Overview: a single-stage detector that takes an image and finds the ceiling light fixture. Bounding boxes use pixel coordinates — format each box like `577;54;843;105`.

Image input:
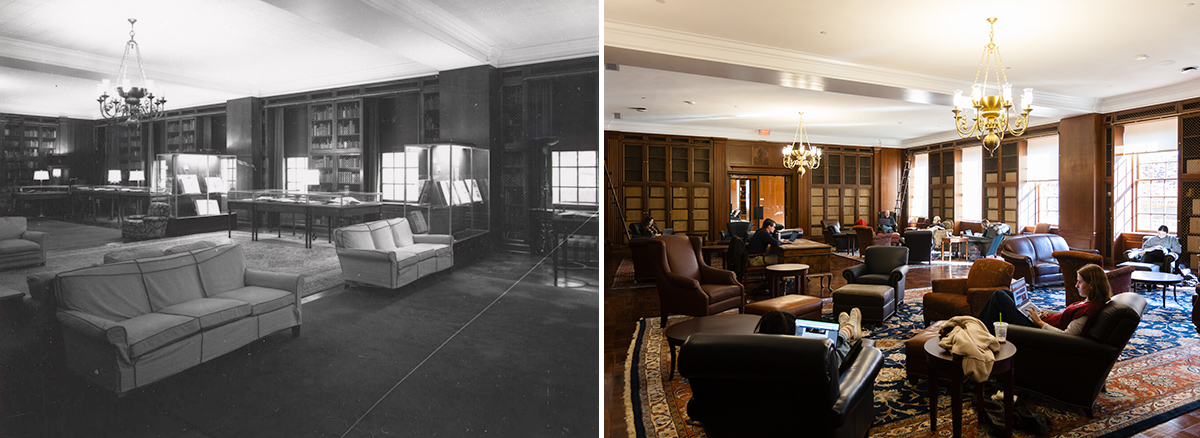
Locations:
781;112;822;176
952;17;1033;156
97;18;166;124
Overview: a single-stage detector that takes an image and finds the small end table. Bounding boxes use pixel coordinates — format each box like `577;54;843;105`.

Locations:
765;263;809;297
1131;271;1184;306
926;338;1017;438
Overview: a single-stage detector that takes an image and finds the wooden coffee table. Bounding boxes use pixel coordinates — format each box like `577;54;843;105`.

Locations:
1131;271;1184;306
663;313;761;380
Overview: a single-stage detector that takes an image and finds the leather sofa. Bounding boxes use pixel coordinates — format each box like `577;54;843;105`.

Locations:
333;217;454;289
1006;292;1147;417
680;333;884;438
51;243;303;395
997;233;1078;287
0;216;47;270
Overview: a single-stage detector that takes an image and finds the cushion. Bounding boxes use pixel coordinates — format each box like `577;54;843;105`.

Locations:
386;249;422;268
700;283;742;303
158;298;250;329
389;218;415;247
337;225;376;250
193;244;248;296
136;253;207;311
164;240;220;255
214;286;293;315
407;211;430;234
113;312;200;358
0;239;40;255
854;273;891;285
393;243;448;260
57;262;151;321
104;247;167;264
0;217;27;241
369;221;398;250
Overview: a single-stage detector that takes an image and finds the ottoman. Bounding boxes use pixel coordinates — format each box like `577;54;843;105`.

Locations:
1117;261;1159;272
904;320;947;384
832;284;895;323
745;294;823;321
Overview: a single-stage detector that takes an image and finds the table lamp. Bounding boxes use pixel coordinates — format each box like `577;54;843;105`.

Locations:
107;169;122;185
52;168;62;178
129;170;145;187
34;170;49;185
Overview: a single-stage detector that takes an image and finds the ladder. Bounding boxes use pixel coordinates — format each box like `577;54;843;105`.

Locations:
604;162;631;241
894;156;911;214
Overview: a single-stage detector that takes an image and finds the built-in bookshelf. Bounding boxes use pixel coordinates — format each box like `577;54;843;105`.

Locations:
1;115;59;186
308;99;363;191
165;117;197;152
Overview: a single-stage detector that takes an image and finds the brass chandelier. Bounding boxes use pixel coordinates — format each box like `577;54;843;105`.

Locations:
781;112;822;175
97;18;166;124
952;17;1032;156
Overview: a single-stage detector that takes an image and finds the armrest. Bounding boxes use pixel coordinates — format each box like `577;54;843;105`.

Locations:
335;248;396;263
22;230;47;246
26;272;56;304
843;264;868;283
1068;247;1100;254
889;265;910;284
966;287;1010;315
413;234;454;245
1005;325;1116;358
57;309;126;345
998;250;1033;266
931;277;969;295
245;269;304;296
699;265;739;286
832;345;884;426
663;271;702;290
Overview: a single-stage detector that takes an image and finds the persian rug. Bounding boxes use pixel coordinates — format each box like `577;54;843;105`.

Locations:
626;285;1200;438
612;258;656;290
835;251;976;267
0;230;342;297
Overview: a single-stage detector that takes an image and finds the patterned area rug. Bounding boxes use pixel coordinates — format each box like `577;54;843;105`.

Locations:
612;258;655;290
0;230;342;297
626;285;1200;438
835;251;976;267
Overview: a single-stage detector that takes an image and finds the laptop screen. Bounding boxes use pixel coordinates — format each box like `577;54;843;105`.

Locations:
1012;286;1030;309
794;319;840;343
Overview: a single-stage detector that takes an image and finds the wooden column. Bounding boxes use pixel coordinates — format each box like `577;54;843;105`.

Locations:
1057;114;1104;249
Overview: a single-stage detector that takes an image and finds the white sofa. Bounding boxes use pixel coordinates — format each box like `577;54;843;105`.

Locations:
333;217;454;289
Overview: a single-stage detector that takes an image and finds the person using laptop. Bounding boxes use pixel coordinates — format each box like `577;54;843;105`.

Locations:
977;264;1112;335
642;216;662;237
756;308;864;369
747;218;794;266
1142;225;1182;268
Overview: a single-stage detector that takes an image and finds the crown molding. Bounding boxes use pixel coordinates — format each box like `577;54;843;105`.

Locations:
604;119;902;148
363;0;497;64
1098;78;1200;114
497;37;599;68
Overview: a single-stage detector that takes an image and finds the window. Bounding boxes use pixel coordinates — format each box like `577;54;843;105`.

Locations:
285;157;309;193
1115;118;1178;233
552;150;598;206
959;147;982;221
380;152;421;202
1021;136;1059;228
910;153;929;218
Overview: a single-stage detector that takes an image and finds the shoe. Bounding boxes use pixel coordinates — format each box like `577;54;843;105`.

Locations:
849;308;862;340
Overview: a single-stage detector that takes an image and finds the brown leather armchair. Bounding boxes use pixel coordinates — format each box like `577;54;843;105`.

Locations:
680;333;884;438
647;235;744;328
997;233;1075;287
1053;250;1135;305
1006;292;1147;417
922;258;1014;326
853;225;897;255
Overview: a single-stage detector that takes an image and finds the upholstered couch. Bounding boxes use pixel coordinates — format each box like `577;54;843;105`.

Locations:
0;216;47;270
998;233;1086;287
50;243;303;394
333;217;454;289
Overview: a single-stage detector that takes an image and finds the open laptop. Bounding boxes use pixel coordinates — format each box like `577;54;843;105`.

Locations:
1011;278;1034;313
794;319;840;343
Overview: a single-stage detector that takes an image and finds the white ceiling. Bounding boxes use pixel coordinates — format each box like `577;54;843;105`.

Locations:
604;0;1200;148
0;0;599;119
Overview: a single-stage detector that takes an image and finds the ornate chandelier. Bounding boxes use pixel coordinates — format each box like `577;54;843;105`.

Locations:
97;19;166;124
781;112;822;175
952;17;1033;156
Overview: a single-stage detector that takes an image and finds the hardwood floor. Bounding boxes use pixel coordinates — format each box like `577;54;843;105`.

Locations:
602;245;1194;438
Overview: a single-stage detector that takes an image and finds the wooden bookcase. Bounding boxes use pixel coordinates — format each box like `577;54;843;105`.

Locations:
1;115;59;186
308;99;363;191
808;148;873;235
165;117;197;153
617;134;713;240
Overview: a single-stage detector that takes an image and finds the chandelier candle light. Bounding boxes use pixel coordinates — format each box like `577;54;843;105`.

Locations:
952;17;1033;156
97;18;166;124
781;112;822;175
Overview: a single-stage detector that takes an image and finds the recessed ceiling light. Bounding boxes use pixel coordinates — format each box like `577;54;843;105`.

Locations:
1135;54;1149;61
1159;60;1176;66
1183;66;1199;74
684;100;695;105
631;107;647;112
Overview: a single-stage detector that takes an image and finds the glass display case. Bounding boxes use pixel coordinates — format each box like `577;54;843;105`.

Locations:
153;153;244;217
403;143;489;240
226;189;381;205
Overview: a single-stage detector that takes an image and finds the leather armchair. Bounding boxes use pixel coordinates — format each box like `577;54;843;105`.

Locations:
966;223;1008;260
121;201;171;241
680;333;884;438
922;258;1014;326
853;225;896;255
843;245;910;302
997;233;1075;287
902;230;933;264
718;220;751;245
628;223;652;239
1053;250;1135;305
647;235;744;328
821;219;855;253
1006;292;1147;417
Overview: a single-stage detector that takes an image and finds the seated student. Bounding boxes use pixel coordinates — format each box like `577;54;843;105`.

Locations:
747;218;794;266
878;210;899;234
977;263;1111;335
1142;225;1182;268
643;216;663;237
756;308;863;368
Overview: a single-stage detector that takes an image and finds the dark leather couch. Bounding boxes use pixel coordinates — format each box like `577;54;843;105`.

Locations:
997;233;1078;287
902;230;933;264
680;333;884;438
1005;292;1147;417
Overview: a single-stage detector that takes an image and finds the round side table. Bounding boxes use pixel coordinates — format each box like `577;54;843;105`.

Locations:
765;263;809;297
926;337;1017;438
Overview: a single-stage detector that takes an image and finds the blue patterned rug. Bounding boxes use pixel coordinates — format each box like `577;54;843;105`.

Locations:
627;285;1200;438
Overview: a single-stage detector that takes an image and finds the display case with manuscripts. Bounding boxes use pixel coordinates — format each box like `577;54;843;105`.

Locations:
152;153;241;217
401;143;490;240
309;99;363;191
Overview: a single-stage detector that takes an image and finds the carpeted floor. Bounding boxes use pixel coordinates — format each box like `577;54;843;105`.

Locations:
626;285;1200;438
2;243;600;437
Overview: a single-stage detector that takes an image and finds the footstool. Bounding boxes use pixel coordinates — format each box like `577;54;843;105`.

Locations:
832;284;895;323
744;294;823;321
1117;261;1159;272
904;320;947;384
